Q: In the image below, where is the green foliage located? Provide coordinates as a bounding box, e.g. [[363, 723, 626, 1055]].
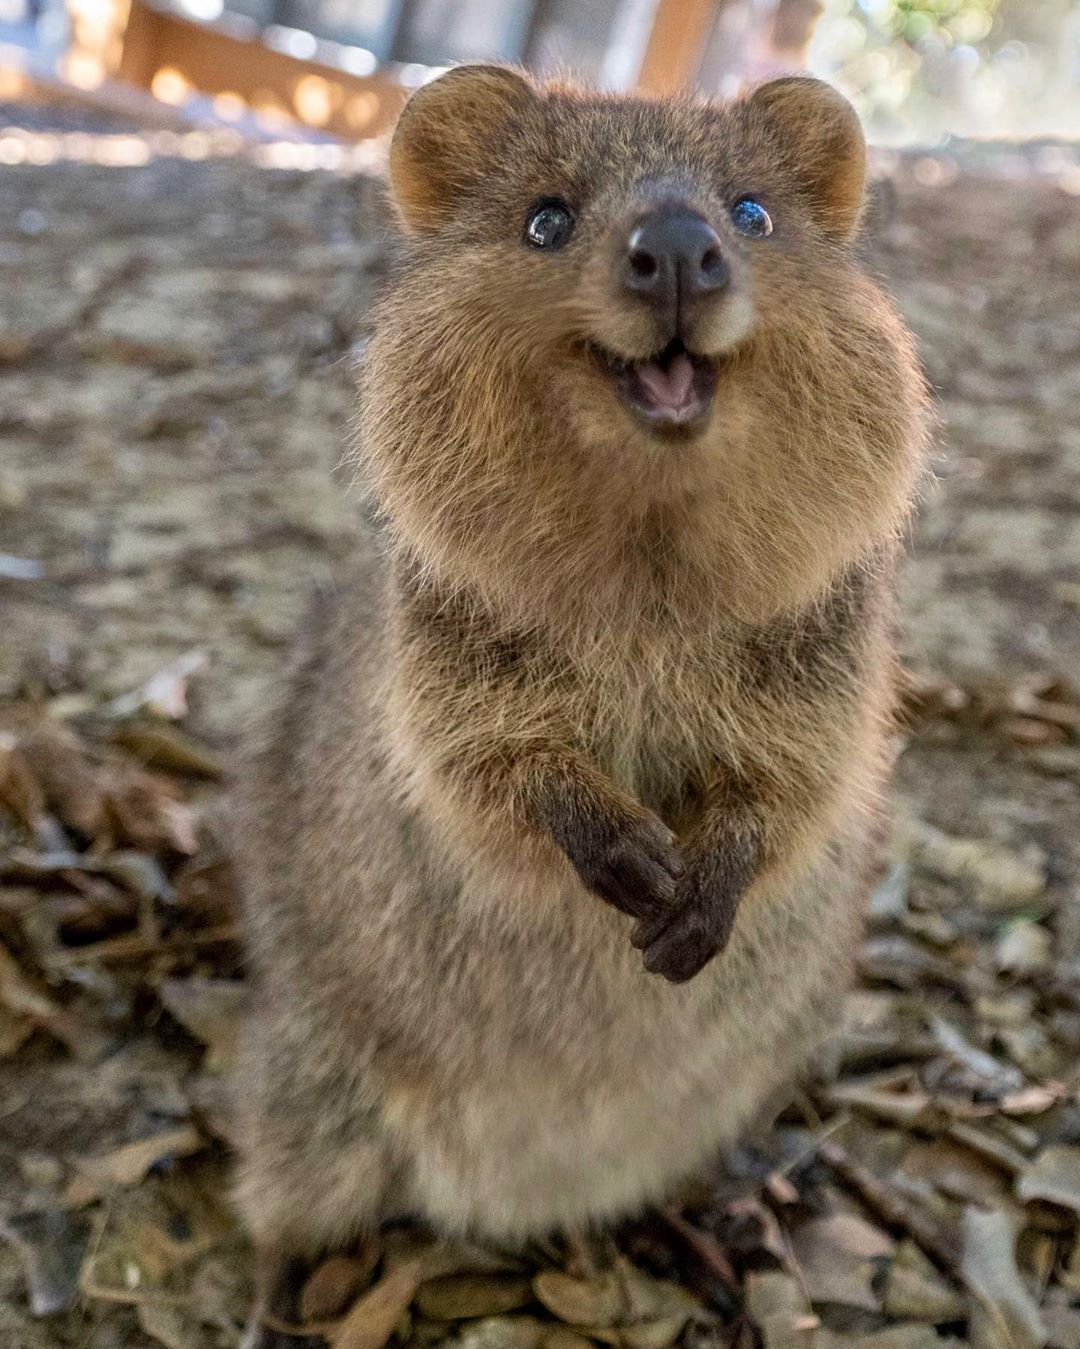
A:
[[872, 0, 1001, 48], [811, 0, 1078, 141]]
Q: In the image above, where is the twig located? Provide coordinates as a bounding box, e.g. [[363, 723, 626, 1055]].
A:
[[658, 1205, 738, 1290], [42, 923, 239, 968]]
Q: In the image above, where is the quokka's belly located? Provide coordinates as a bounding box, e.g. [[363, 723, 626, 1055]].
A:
[[383, 852, 861, 1239]]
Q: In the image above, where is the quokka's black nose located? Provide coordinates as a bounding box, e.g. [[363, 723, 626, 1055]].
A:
[[622, 207, 729, 313]]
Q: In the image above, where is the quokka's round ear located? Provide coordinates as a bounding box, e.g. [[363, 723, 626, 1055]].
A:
[[744, 77, 867, 240], [390, 64, 536, 233]]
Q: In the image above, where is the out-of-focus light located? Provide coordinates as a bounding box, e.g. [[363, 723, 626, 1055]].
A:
[[178, 0, 223, 19], [68, 0, 112, 23], [18, 208, 46, 235], [996, 40, 1029, 63], [250, 88, 290, 126], [0, 135, 25, 164], [912, 156, 957, 188], [294, 74, 334, 126], [180, 131, 212, 159], [951, 43, 981, 74], [0, 0, 26, 24], [39, 9, 65, 40], [0, 122, 387, 176], [212, 90, 247, 120], [62, 131, 92, 157], [949, 8, 993, 44], [213, 128, 244, 155], [266, 25, 317, 60], [345, 91, 379, 130], [827, 17, 867, 62], [398, 62, 431, 89], [338, 45, 376, 77], [151, 66, 190, 104], [1059, 167, 1080, 197], [150, 130, 183, 155], [25, 134, 58, 164], [62, 51, 106, 90], [1035, 146, 1067, 174], [0, 64, 26, 99], [93, 134, 151, 165]]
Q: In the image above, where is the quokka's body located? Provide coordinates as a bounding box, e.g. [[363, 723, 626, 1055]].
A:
[[234, 65, 927, 1343]]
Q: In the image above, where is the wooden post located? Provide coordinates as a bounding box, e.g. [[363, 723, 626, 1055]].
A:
[[114, 0, 407, 139], [769, 0, 822, 64], [637, 0, 717, 94]]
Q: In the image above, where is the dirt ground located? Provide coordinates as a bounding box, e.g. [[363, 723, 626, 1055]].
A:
[[1, 114, 1079, 1349]]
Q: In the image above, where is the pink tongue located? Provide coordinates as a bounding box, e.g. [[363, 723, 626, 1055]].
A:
[[636, 353, 695, 412]]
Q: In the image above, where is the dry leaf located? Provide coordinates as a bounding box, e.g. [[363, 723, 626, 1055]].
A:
[[0, 1207, 92, 1315], [73, 1125, 205, 1196], [616, 1257, 700, 1323], [0, 1001, 33, 1057], [79, 1159, 238, 1307], [541, 1329, 595, 1349], [821, 1079, 935, 1126], [999, 1086, 1062, 1116], [533, 1269, 625, 1326], [930, 1018, 1024, 1094], [454, 1317, 546, 1349], [883, 1240, 966, 1323], [619, 1317, 691, 1349], [160, 977, 248, 1072], [896, 819, 1047, 910], [113, 720, 223, 780], [301, 1246, 382, 1322], [0, 941, 110, 1060], [107, 650, 208, 721], [996, 922, 1054, 976], [137, 1301, 216, 1349], [744, 1271, 816, 1349], [331, 1256, 427, 1349], [1017, 1147, 1080, 1214], [1042, 1301, 1080, 1349], [788, 1213, 893, 1312], [817, 1328, 958, 1348], [416, 1274, 535, 1320], [961, 1206, 1048, 1349]]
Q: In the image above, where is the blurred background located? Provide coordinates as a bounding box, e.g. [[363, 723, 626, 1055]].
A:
[[2, 3, 1080, 1348], [1, 0, 1079, 157]]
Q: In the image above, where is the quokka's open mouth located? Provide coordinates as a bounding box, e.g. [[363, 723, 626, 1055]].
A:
[[590, 338, 720, 433]]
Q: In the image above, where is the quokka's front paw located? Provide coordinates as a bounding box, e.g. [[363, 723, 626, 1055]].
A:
[[630, 850, 753, 983], [567, 810, 685, 922]]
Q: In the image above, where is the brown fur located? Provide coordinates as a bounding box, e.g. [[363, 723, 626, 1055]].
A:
[[233, 66, 927, 1338]]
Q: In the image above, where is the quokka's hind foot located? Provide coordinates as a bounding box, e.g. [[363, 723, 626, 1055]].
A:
[[240, 1251, 327, 1349], [234, 1060, 400, 1342]]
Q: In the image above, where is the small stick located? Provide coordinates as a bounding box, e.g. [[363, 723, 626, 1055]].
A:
[[658, 1205, 739, 1289]]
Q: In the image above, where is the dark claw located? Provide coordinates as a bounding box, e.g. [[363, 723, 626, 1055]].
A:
[[577, 814, 684, 922], [643, 908, 729, 982], [636, 863, 747, 982]]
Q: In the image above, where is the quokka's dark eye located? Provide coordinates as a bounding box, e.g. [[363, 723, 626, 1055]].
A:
[[730, 196, 773, 238], [525, 199, 575, 250]]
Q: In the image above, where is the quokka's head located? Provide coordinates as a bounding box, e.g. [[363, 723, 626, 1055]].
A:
[[386, 65, 894, 444], [365, 67, 925, 624]]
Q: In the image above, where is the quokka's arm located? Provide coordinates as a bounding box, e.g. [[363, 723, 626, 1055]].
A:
[[446, 738, 686, 925]]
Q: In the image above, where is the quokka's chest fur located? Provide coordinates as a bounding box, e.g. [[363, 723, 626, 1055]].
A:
[[397, 553, 883, 830]]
